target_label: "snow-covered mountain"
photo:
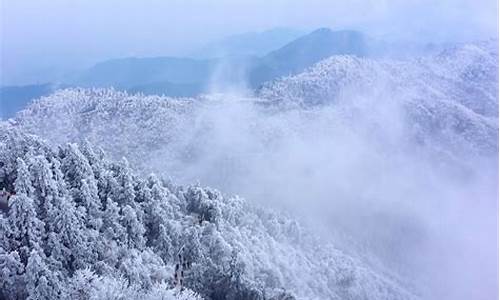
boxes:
[0,126,414,300]
[12,41,498,187]
[247,29,368,87]
[2,40,498,299]
[259,40,498,158]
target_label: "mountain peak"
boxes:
[310,27,355,37]
[248,28,368,86]
[311,27,332,33]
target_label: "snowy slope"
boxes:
[259,40,498,158]
[13,41,498,172]
[13,88,197,169]
[0,126,416,300]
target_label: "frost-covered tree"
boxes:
[25,246,61,300]
[47,192,94,273]
[78,178,102,229]
[64,268,97,300]
[101,197,126,244]
[7,159,45,264]
[30,156,57,221]
[121,204,146,249]
[0,250,26,300]
[59,144,101,218]
[114,159,137,207]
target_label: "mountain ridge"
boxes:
[72,28,370,94]
[189,27,305,59]
[1,28,425,117]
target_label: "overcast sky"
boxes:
[1,0,498,85]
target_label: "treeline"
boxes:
[0,127,298,300]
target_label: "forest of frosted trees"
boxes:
[0,126,412,300]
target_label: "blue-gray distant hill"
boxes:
[75,57,215,90]
[72,28,370,95]
[249,28,368,86]
[0,84,54,119]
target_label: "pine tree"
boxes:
[59,144,94,188]
[65,268,97,300]
[25,246,60,300]
[30,155,57,220]
[79,139,105,175]
[14,157,34,197]
[156,223,173,260]
[121,205,146,250]
[134,178,151,204]
[0,250,27,300]
[0,212,9,251]
[78,178,102,229]
[59,143,102,232]
[102,197,126,243]
[7,158,45,264]
[48,193,94,273]
[114,158,137,208]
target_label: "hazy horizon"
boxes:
[1,0,498,86]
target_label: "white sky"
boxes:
[1,0,498,85]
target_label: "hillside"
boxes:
[0,126,414,300]
[249,29,368,86]
[259,40,499,157]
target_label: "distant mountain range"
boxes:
[248,29,367,86]
[189,27,305,58]
[2,28,435,118]
[0,84,54,119]
[73,28,369,92]
[1,28,375,119]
